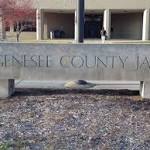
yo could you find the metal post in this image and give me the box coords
[76,0,84,43]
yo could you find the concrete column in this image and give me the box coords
[75,0,85,43]
[103,9,111,39]
[142,9,150,41]
[44,16,48,39]
[74,10,78,42]
[0,9,6,40]
[0,79,15,98]
[36,9,44,40]
[10,22,14,33]
[140,81,150,99]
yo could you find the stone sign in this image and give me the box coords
[0,43,150,99]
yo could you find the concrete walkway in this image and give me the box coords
[2,38,150,44]
[15,80,140,90]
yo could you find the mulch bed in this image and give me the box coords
[0,89,150,150]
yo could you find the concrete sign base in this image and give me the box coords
[140,81,150,99]
[0,79,14,98]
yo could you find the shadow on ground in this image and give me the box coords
[14,88,140,96]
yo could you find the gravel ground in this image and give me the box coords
[0,89,150,150]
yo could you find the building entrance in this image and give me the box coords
[84,14,103,38]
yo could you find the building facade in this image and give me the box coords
[35,0,150,41]
[1,0,149,41]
